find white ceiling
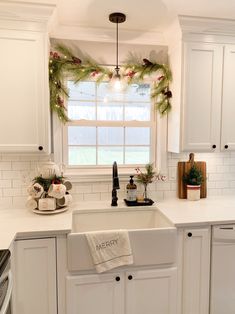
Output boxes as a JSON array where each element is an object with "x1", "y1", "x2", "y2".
[
  {"x1": 56, "y1": 0, "x2": 235, "y2": 32},
  {"x1": 50, "y1": 0, "x2": 235, "y2": 44}
]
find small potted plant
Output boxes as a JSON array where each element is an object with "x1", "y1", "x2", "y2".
[
  {"x1": 135, "y1": 163, "x2": 166, "y2": 201},
  {"x1": 183, "y1": 164, "x2": 203, "y2": 201}
]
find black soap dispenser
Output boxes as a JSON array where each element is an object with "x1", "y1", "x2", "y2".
[{"x1": 126, "y1": 175, "x2": 137, "y2": 201}]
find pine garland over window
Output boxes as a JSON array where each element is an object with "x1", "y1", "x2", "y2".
[{"x1": 49, "y1": 44, "x2": 172, "y2": 123}]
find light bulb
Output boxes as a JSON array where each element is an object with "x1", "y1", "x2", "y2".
[{"x1": 109, "y1": 73, "x2": 127, "y2": 92}]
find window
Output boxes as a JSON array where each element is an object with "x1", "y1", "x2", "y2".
[{"x1": 63, "y1": 81, "x2": 156, "y2": 169}]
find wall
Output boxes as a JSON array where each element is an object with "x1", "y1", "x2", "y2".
[{"x1": 1, "y1": 152, "x2": 235, "y2": 209}]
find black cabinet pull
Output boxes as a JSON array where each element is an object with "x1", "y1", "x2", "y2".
[
  {"x1": 225, "y1": 145, "x2": 229, "y2": 149},
  {"x1": 188, "y1": 232, "x2": 192, "y2": 237},
  {"x1": 212, "y1": 144, "x2": 216, "y2": 149},
  {"x1": 115, "y1": 276, "x2": 120, "y2": 282},
  {"x1": 38, "y1": 146, "x2": 43, "y2": 151},
  {"x1": 128, "y1": 275, "x2": 133, "y2": 280}
]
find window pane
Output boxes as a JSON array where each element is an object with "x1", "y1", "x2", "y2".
[
  {"x1": 125, "y1": 127, "x2": 150, "y2": 145},
  {"x1": 97, "y1": 82, "x2": 124, "y2": 102},
  {"x1": 125, "y1": 103, "x2": 150, "y2": 121},
  {"x1": 67, "y1": 81, "x2": 95, "y2": 100},
  {"x1": 69, "y1": 146, "x2": 96, "y2": 165},
  {"x1": 124, "y1": 84, "x2": 151, "y2": 101},
  {"x1": 125, "y1": 147, "x2": 150, "y2": 164},
  {"x1": 97, "y1": 102, "x2": 123, "y2": 121},
  {"x1": 68, "y1": 101, "x2": 95, "y2": 120},
  {"x1": 68, "y1": 126, "x2": 96, "y2": 145},
  {"x1": 98, "y1": 127, "x2": 124, "y2": 145},
  {"x1": 98, "y1": 147, "x2": 123, "y2": 165}
]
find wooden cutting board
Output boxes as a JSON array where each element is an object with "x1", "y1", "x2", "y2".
[{"x1": 178, "y1": 153, "x2": 207, "y2": 199}]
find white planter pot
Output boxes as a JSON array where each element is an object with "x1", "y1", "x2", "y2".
[{"x1": 187, "y1": 185, "x2": 201, "y2": 201}]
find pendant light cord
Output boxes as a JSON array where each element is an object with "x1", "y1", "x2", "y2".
[{"x1": 115, "y1": 21, "x2": 119, "y2": 75}]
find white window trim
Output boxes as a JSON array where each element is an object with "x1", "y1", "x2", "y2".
[{"x1": 52, "y1": 88, "x2": 168, "y2": 183}]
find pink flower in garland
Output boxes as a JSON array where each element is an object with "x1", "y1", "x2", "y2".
[
  {"x1": 91, "y1": 70, "x2": 99, "y2": 77},
  {"x1": 126, "y1": 70, "x2": 136, "y2": 78},
  {"x1": 158, "y1": 75, "x2": 165, "y2": 81}
]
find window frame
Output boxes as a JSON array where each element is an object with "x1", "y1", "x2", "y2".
[{"x1": 55, "y1": 80, "x2": 161, "y2": 181}]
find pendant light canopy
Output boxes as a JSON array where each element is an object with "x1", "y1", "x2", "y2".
[{"x1": 109, "y1": 12, "x2": 126, "y2": 91}]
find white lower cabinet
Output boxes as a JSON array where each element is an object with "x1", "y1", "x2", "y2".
[
  {"x1": 13, "y1": 238, "x2": 57, "y2": 314},
  {"x1": 66, "y1": 272, "x2": 125, "y2": 314},
  {"x1": 181, "y1": 228, "x2": 211, "y2": 314},
  {"x1": 66, "y1": 267, "x2": 177, "y2": 314},
  {"x1": 126, "y1": 268, "x2": 177, "y2": 314}
]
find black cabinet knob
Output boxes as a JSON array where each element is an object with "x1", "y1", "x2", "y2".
[
  {"x1": 212, "y1": 144, "x2": 216, "y2": 149},
  {"x1": 128, "y1": 275, "x2": 133, "y2": 280},
  {"x1": 38, "y1": 146, "x2": 43, "y2": 151},
  {"x1": 225, "y1": 145, "x2": 229, "y2": 149},
  {"x1": 115, "y1": 276, "x2": 120, "y2": 282},
  {"x1": 188, "y1": 232, "x2": 192, "y2": 237}
]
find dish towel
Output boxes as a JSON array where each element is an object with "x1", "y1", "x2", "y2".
[{"x1": 85, "y1": 230, "x2": 133, "y2": 273}]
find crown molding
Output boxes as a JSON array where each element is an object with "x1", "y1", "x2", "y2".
[
  {"x1": 49, "y1": 23, "x2": 167, "y2": 46},
  {"x1": 179, "y1": 15, "x2": 235, "y2": 36},
  {"x1": 0, "y1": 1, "x2": 56, "y2": 31}
]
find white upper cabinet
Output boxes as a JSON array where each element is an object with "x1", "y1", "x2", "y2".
[
  {"x1": 167, "y1": 16, "x2": 235, "y2": 153},
  {"x1": 0, "y1": 2, "x2": 55, "y2": 154},
  {"x1": 182, "y1": 43, "x2": 223, "y2": 152},
  {"x1": 221, "y1": 45, "x2": 235, "y2": 151}
]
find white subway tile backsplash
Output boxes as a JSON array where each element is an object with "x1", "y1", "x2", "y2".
[
  {"x1": 2, "y1": 171, "x2": 21, "y2": 179},
  {"x1": 3, "y1": 188, "x2": 22, "y2": 197},
  {"x1": 216, "y1": 165, "x2": 230, "y2": 173},
  {"x1": 209, "y1": 173, "x2": 225, "y2": 181},
  {"x1": 163, "y1": 190, "x2": 177, "y2": 198},
  {"x1": 12, "y1": 162, "x2": 31, "y2": 170},
  {"x1": 222, "y1": 188, "x2": 235, "y2": 195},
  {"x1": 100, "y1": 192, "x2": 110, "y2": 201},
  {"x1": 156, "y1": 182, "x2": 171, "y2": 191},
  {"x1": 168, "y1": 167, "x2": 177, "y2": 181},
  {"x1": 0, "y1": 151, "x2": 235, "y2": 209},
  {"x1": 0, "y1": 197, "x2": 13, "y2": 209},
  {"x1": 74, "y1": 184, "x2": 92, "y2": 194},
  {"x1": 0, "y1": 180, "x2": 11, "y2": 188},
  {"x1": 0, "y1": 162, "x2": 11, "y2": 170},
  {"x1": 223, "y1": 158, "x2": 235, "y2": 165},
  {"x1": 207, "y1": 181, "x2": 217, "y2": 188},
  {"x1": 12, "y1": 196, "x2": 27, "y2": 209},
  {"x1": 72, "y1": 193, "x2": 84, "y2": 202},
  {"x1": 1, "y1": 155, "x2": 20, "y2": 161},
  {"x1": 215, "y1": 181, "x2": 230, "y2": 188},
  {"x1": 92, "y1": 184, "x2": 109, "y2": 193},
  {"x1": 84, "y1": 193, "x2": 101, "y2": 202},
  {"x1": 207, "y1": 189, "x2": 223, "y2": 196}
]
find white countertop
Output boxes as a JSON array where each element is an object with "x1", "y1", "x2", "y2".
[
  {"x1": 156, "y1": 196, "x2": 235, "y2": 227},
  {"x1": 0, "y1": 207, "x2": 72, "y2": 249},
  {"x1": 1, "y1": 196, "x2": 235, "y2": 249}
]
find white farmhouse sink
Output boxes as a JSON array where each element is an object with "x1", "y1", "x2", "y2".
[{"x1": 67, "y1": 206, "x2": 177, "y2": 271}]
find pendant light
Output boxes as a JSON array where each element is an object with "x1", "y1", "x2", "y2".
[{"x1": 109, "y1": 12, "x2": 126, "y2": 91}]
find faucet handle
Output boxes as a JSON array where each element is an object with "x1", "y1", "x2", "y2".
[{"x1": 113, "y1": 177, "x2": 120, "y2": 190}]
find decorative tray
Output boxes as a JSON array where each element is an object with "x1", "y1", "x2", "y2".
[
  {"x1": 32, "y1": 207, "x2": 68, "y2": 215},
  {"x1": 124, "y1": 199, "x2": 154, "y2": 207}
]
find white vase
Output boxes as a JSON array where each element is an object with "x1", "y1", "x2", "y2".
[
  {"x1": 39, "y1": 161, "x2": 60, "y2": 179},
  {"x1": 187, "y1": 185, "x2": 201, "y2": 201}
]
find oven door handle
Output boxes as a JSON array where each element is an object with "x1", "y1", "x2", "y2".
[{"x1": 0, "y1": 270, "x2": 13, "y2": 314}]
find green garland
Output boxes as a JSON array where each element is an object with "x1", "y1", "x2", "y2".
[{"x1": 49, "y1": 44, "x2": 172, "y2": 123}]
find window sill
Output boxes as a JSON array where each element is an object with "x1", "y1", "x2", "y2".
[{"x1": 64, "y1": 167, "x2": 142, "y2": 183}]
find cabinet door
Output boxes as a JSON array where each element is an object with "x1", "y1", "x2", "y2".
[
  {"x1": 221, "y1": 45, "x2": 235, "y2": 151},
  {"x1": 126, "y1": 268, "x2": 177, "y2": 314},
  {"x1": 66, "y1": 273, "x2": 124, "y2": 314},
  {"x1": 13, "y1": 238, "x2": 57, "y2": 314},
  {"x1": 0, "y1": 29, "x2": 50, "y2": 153},
  {"x1": 182, "y1": 228, "x2": 210, "y2": 314},
  {"x1": 182, "y1": 43, "x2": 223, "y2": 151}
]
